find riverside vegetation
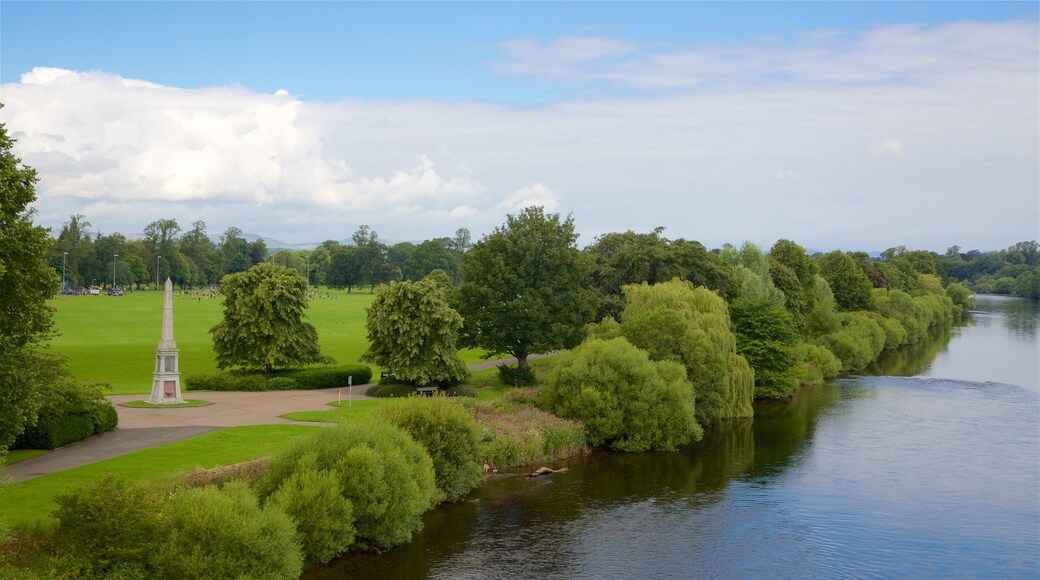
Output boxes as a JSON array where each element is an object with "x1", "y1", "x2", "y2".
[{"x1": 1, "y1": 114, "x2": 997, "y2": 577}]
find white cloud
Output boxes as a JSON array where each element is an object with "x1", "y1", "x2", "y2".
[
  {"x1": 868, "y1": 138, "x2": 905, "y2": 158},
  {"x1": 1, "y1": 19, "x2": 1037, "y2": 250},
  {"x1": 497, "y1": 183, "x2": 559, "y2": 212}
]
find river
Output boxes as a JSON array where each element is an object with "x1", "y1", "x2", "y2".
[{"x1": 311, "y1": 295, "x2": 1040, "y2": 578}]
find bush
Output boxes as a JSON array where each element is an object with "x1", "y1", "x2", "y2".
[
  {"x1": 541, "y1": 337, "x2": 702, "y2": 452},
  {"x1": 282, "y1": 365, "x2": 372, "y2": 388},
  {"x1": 184, "y1": 372, "x2": 236, "y2": 391},
  {"x1": 729, "y1": 297, "x2": 799, "y2": 399},
  {"x1": 263, "y1": 377, "x2": 300, "y2": 391},
  {"x1": 794, "y1": 343, "x2": 842, "y2": 385},
  {"x1": 234, "y1": 375, "x2": 268, "y2": 392},
  {"x1": 497, "y1": 364, "x2": 536, "y2": 386},
  {"x1": 258, "y1": 421, "x2": 437, "y2": 550},
  {"x1": 54, "y1": 475, "x2": 163, "y2": 576},
  {"x1": 375, "y1": 396, "x2": 484, "y2": 502},
  {"x1": 267, "y1": 466, "x2": 355, "y2": 564},
  {"x1": 16, "y1": 414, "x2": 94, "y2": 450},
  {"x1": 471, "y1": 405, "x2": 587, "y2": 467},
  {"x1": 367, "y1": 382, "x2": 420, "y2": 398},
  {"x1": 154, "y1": 483, "x2": 303, "y2": 580},
  {"x1": 14, "y1": 379, "x2": 118, "y2": 450},
  {"x1": 90, "y1": 403, "x2": 119, "y2": 434},
  {"x1": 821, "y1": 312, "x2": 886, "y2": 371}
]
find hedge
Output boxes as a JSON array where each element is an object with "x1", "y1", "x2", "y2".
[{"x1": 185, "y1": 365, "x2": 372, "y2": 392}]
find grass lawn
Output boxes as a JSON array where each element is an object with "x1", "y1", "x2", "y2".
[
  {"x1": 0, "y1": 425, "x2": 317, "y2": 527},
  {"x1": 280, "y1": 399, "x2": 390, "y2": 423},
  {"x1": 48, "y1": 288, "x2": 488, "y2": 394},
  {"x1": 2, "y1": 450, "x2": 49, "y2": 467}
]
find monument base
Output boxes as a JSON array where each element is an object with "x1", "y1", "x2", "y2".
[{"x1": 149, "y1": 375, "x2": 183, "y2": 404}]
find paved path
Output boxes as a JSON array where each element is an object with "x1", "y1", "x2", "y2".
[{"x1": 1, "y1": 354, "x2": 554, "y2": 483}]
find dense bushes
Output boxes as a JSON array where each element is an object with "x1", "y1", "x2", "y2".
[
  {"x1": 541, "y1": 337, "x2": 702, "y2": 452},
  {"x1": 374, "y1": 396, "x2": 484, "y2": 502},
  {"x1": 14, "y1": 379, "x2": 118, "y2": 450},
  {"x1": 793, "y1": 343, "x2": 842, "y2": 385},
  {"x1": 258, "y1": 421, "x2": 437, "y2": 550},
  {"x1": 267, "y1": 466, "x2": 355, "y2": 564},
  {"x1": 729, "y1": 297, "x2": 799, "y2": 399},
  {"x1": 185, "y1": 364, "x2": 372, "y2": 391},
  {"x1": 497, "y1": 363, "x2": 537, "y2": 386},
  {"x1": 154, "y1": 484, "x2": 303, "y2": 579},
  {"x1": 471, "y1": 404, "x2": 587, "y2": 467},
  {"x1": 820, "y1": 312, "x2": 886, "y2": 371}
]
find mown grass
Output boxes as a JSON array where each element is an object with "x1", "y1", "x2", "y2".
[
  {"x1": 48, "y1": 288, "x2": 486, "y2": 394},
  {"x1": 0, "y1": 425, "x2": 317, "y2": 527},
  {"x1": 279, "y1": 399, "x2": 391, "y2": 423}
]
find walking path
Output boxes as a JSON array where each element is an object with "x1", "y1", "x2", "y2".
[{"x1": 1, "y1": 354, "x2": 552, "y2": 483}]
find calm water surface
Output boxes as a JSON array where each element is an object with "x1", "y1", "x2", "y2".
[{"x1": 312, "y1": 295, "x2": 1040, "y2": 579}]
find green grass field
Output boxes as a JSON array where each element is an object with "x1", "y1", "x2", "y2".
[
  {"x1": 47, "y1": 288, "x2": 485, "y2": 394},
  {"x1": 0, "y1": 425, "x2": 317, "y2": 527}
]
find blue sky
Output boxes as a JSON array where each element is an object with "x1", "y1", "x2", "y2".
[{"x1": 1, "y1": 2, "x2": 1037, "y2": 250}]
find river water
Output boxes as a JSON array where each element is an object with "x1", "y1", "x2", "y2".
[{"x1": 312, "y1": 295, "x2": 1039, "y2": 579}]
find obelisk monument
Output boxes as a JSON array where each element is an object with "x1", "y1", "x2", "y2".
[{"x1": 149, "y1": 277, "x2": 183, "y2": 404}]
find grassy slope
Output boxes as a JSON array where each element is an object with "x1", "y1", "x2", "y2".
[
  {"x1": 0, "y1": 425, "x2": 317, "y2": 527},
  {"x1": 48, "y1": 288, "x2": 485, "y2": 394}
]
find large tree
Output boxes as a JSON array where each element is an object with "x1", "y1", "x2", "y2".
[
  {"x1": 819, "y1": 251, "x2": 875, "y2": 311},
  {"x1": 0, "y1": 114, "x2": 59, "y2": 459},
  {"x1": 210, "y1": 263, "x2": 332, "y2": 372},
  {"x1": 361, "y1": 274, "x2": 468, "y2": 387},
  {"x1": 457, "y1": 206, "x2": 597, "y2": 369}
]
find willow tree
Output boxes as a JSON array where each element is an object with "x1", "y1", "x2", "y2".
[
  {"x1": 617, "y1": 279, "x2": 754, "y2": 424},
  {"x1": 211, "y1": 263, "x2": 331, "y2": 372}
]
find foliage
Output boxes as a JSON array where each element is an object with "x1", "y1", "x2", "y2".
[
  {"x1": 361, "y1": 277, "x2": 469, "y2": 387},
  {"x1": 793, "y1": 342, "x2": 842, "y2": 385},
  {"x1": 281, "y1": 365, "x2": 373, "y2": 388},
  {"x1": 211, "y1": 263, "x2": 332, "y2": 372},
  {"x1": 457, "y1": 206, "x2": 597, "y2": 369},
  {"x1": 719, "y1": 241, "x2": 786, "y2": 304},
  {"x1": 0, "y1": 115, "x2": 57, "y2": 461},
  {"x1": 14, "y1": 372, "x2": 118, "y2": 450},
  {"x1": 263, "y1": 377, "x2": 300, "y2": 391},
  {"x1": 541, "y1": 337, "x2": 702, "y2": 452},
  {"x1": 374, "y1": 396, "x2": 484, "y2": 502},
  {"x1": 618, "y1": 279, "x2": 754, "y2": 424},
  {"x1": 402, "y1": 239, "x2": 458, "y2": 282},
  {"x1": 186, "y1": 365, "x2": 371, "y2": 392},
  {"x1": 944, "y1": 281, "x2": 975, "y2": 317},
  {"x1": 820, "y1": 312, "x2": 886, "y2": 371},
  {"x1": 729, "y1": 297, "x2": 799, "y2": 399},
  {"x1": 819, "y1": 251, "x2": 875, "y2": 311},
  {"x1": 471, "y1": 404, "x2": 587, "y2": 467},
  {"x1": 497, "y1": 363, "x2": 537, "y2": 386},
  {"x1": 267, "y1": 465, "x2": 356, "y2": 564},
  {"x1": 443, "y1": 384, "x2": 478, "y2": 398},
  {"x1": 154, "y1": 483, "x2": 303, "y2": 580},
  {"x1": 257, "y1": 421, "x2": 438, "y2": 549},
  {"x1": 53, "y1": 475, "x2": 163, "y2": 576}
]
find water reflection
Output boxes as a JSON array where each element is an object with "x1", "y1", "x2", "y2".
[{"x1": 973, "y1": 293, "x2": 1040, "y2": 337}]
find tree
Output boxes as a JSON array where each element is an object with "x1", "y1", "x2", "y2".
[
  {"x1": 729, "y1": 297, "x2": 799, "y2": 399},
  {"x1": 249, "y1": 238, "x2": 268, "y2": 265},
  {"x1": 450, "y1": 228, "x2": 471, "y2": 256},
  {"x1": 221, "y1": 227, "x2": 252, "y2": 274},
  {"x1": 819, "y1": 251, "x2": 875, "y2": 311},
  {"x1": 616, "y1": 279, "x2": 755, "y2": 424},
  {"x1": 327, "y1": 245, "x2": 360, "y2": 291},
  {"x1": 457, "y1": 207, "x2": 597, "y2": 369},
  {"x1": 402, "y1": 239, "x2": 456, "y2": 281},
  {"x1": 361, "y1": 275, "x2": 469, "y2": 387},
  {"x1": 210, "y1": 263, "x2": 332, "y2": 372},
  {"x1": 0, "y1": 113, "x2": 58, "y2": 460},
  {"x1": 180, "y1": 221, "x2": 221, "y2": 284},
  {"x1": 540, "y1": 337, "x2": 701, "y2": 452}
]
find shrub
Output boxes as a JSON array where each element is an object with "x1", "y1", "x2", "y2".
[
  {"x1": 14, "y1": 379, "x2": 118, "y2": 450},
  {"x1": 729, "y1": 297, "x2": 799, "y2": 399},
  {"x1": 375, "y1": 396, "x2": 484, "y2": 502},
  {"x1": 497, "y1": 364, "x2": 536, "y2": 386},
  {"x1": 267, "y1": 466, "x2": 355, "y2": 564},
  {"x1": 793, "y1": 342, "x2": 842, "y2": 385},
  {"x1": 821, "y1": 312, "x2": 886, "y2": 371},
  {"x1": 184, "y1": 372, "x2": 236, "y2": 391},
  {"x1": 234, "y1": 375, "x2": 268, "y2": 392},
  {"x1": 54, "y1": 475, "x2": 163, "y2": 576},
  {"x1": 154, "y1": 483, "x2": 303, "y2": 580},
  {"x1": 282, "y1": 365, "x2": 372, "y2": 389},
  {"x1": 264, "y1": 377, "x2": 300, "y2": 391},
  {"x1": 472, "y1": 405, "x2": 587, "y2": 467},
  {"x1": 16, "y1": 414, "x2": 94, "y2": 450},
  {"x1": 541, "y1": 337, "x2": 702, "y2": 452},
  {"x1": 258, "y1": 421, "x2": 437, "y2": 549},
  {"x1": 367, "y1": 382, "x2": 420, "y2": 398}
]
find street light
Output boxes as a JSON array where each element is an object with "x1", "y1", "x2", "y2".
[
  {"x1": 305, "y1": 255, "x2": 311, "y2": 286},
  {"x1": 112, "y1": 253, "x2": 119, "y2": 289},
  {"x1": 62, "y1": 252, "x2": 68, "y2": 293},
  {"x1": 156, "y1": 255, "x2": 162, "y2": 290}
]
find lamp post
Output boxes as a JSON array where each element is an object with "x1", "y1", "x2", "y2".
[
  {"x1": 156, "y1": 255, "x2": 162, "y2": 290},
  {"x1": 305, "y1": 255, "x2": 311, "y2": 286},
  {"x1": 112, "y1": 253, "x2": 119, "y2": 289},
  {"x1": 62, "y1": 251, "x2": 68, "y2": 293}
]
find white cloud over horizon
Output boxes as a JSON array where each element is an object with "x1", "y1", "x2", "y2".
[{"x1": 2, "y1": 19, "x2": 1037, "y2": 251}]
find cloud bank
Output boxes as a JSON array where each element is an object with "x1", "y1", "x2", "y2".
[{"x1": 2, "y1": 19, "x2": 1037, "y2": 250}]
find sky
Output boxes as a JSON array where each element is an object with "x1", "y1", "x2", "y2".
[{"x1": 1, "y1": 1, "x2": 1037, "y2": 252}]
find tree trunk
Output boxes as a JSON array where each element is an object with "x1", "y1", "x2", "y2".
[{"x1": 516, "y1": 351, "x2": 529, "y2": 370}]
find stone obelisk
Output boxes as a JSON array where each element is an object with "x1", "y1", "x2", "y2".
[{"x1": 149, "y1": 278, "x2": 183, "y2": 404}]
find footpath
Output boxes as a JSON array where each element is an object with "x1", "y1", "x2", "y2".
[{"x1": 1, "y1": 355, "x2": 550, "y2": 483}]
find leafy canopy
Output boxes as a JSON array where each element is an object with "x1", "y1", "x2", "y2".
[{"x1": 211, "y1": 262, "x2": 332, "y2": 372}]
